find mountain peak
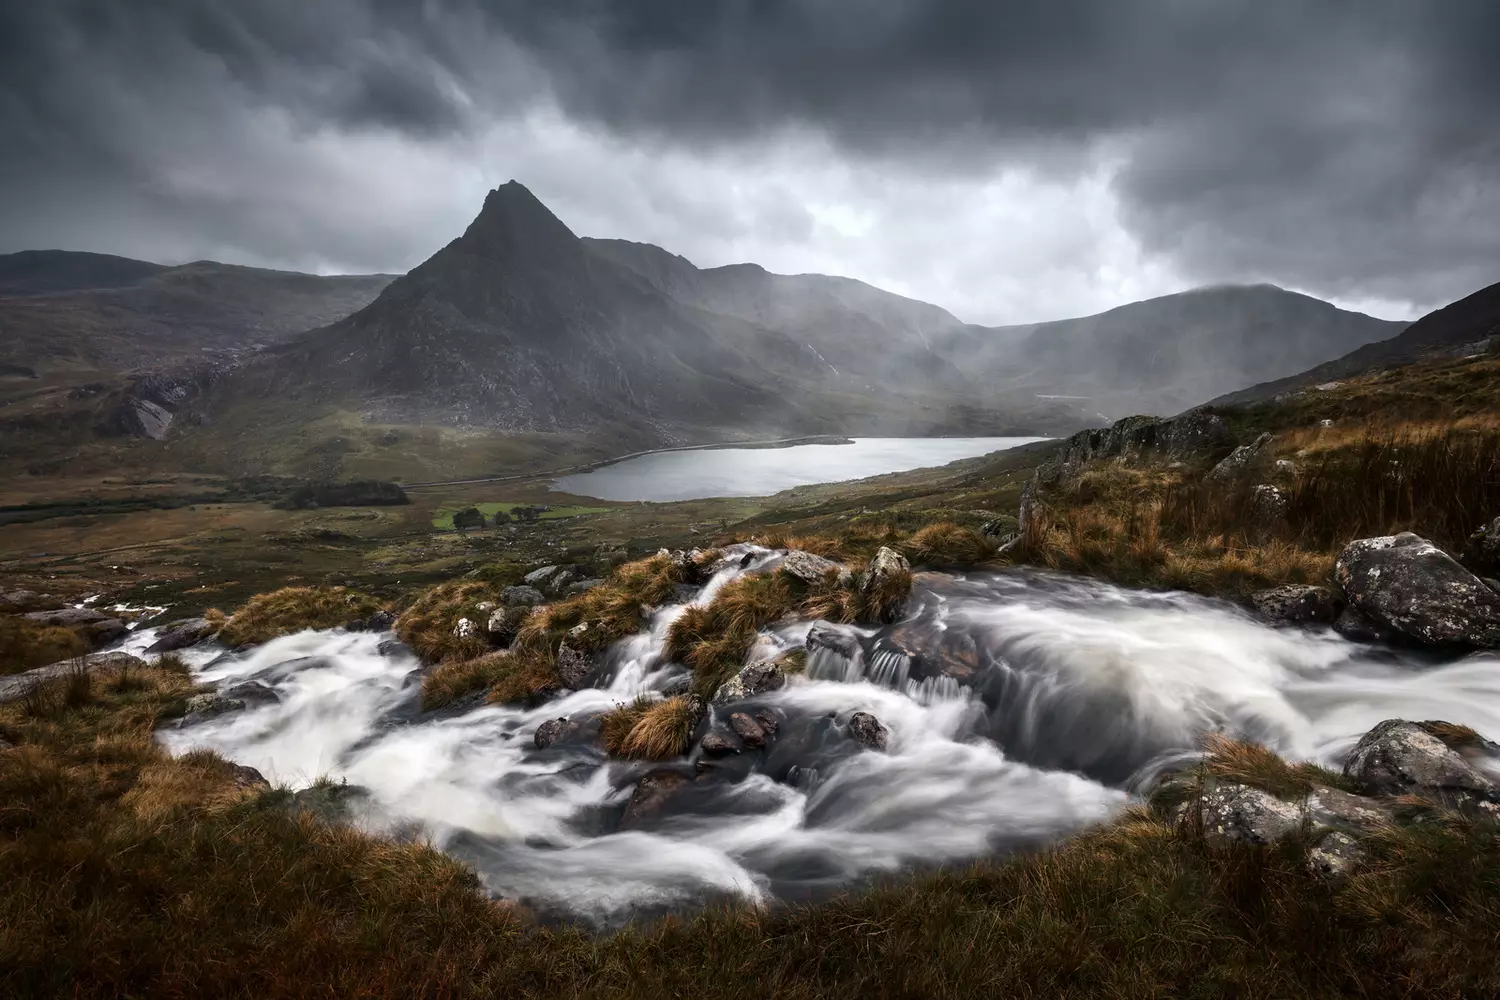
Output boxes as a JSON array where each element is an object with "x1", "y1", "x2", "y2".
[{"x1": 455, "y1": 181, "x2": 580, "y2": 260}]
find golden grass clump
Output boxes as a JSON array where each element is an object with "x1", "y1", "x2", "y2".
[
  {"x1": 0, "y1": 615, "x2": 89, "y2": 675},
  {"x1": 665, "y1": 573, "x2": 795, "y2": 696},
  {"x1": 393, "y1": 580, "x2": 498, "y2": 664},
  {"x1": 421, "y1": 646, "x2": 562, "y2": 711},
  {"x1": 857, "y1": 560, "x2": 914, "y2": 626},
  {"x1": 1196, "y1": 732, "x2": 1357, "y2": 799},
  {"x1": 219, "y1": 587, "x2": 383, "y2": 648},
  {"x1": 514, "y1": 553, "x2": 688, "y2": 658},
  {"x1": 599, "y1": 695, "x2": 700, "y2": 759},
  {"x1": 902, "y1": 522, "x2": 994, "y2": 569}
]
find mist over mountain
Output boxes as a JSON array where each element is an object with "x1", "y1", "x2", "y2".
[
  {"x1": 1214, "y1": 279, "x2": 1500, "y2": 405},
  {"x1": 0, "y1": 252, "x2": 394, "y2": 373}
]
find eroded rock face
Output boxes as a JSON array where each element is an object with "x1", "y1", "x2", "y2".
[
  {"x1": 1206, "y1": 432, "x2": 1273, "y2": 481},
  {"x1": 1335, "y1": 532, "x2": 1500, "y2": 648},
  {"x1": 1342, "y1": 719, "x2": 1500, "y2": 806},
  {"x1": 711, "y1": 658, "x2": 786, "y2": 705},
  {"x1": 848, "y1": 711, "x2": 889, "y2": 752},
  {"x1": 1249, "y1": 585, "x2": 1344, "y2": 626}
]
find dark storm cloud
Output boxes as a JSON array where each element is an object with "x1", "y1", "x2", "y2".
[{"x1": 1, "y1": 0, "x2": 1496, "y2": 314}]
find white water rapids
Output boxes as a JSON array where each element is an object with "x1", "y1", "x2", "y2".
[{"x1": 131, "y1": 552, "x2": 1500, "y2": 925}]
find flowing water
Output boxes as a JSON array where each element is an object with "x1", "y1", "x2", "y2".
[
  {"x1": 551, "y1": 436, "x2": 1049, "y2": 501},
  {"x1": 143, "y1": 550, "x2": 1500, "y2": 925}
]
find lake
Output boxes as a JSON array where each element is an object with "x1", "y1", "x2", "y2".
[{"x1": 550, "y1": 436, "x2": 1049, "y2": 502}]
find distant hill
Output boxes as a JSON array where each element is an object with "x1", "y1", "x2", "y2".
[
  {"x1": 1213, "y1": 279, "x2": 1500, "y2": 405},
  {"x1": 0, "y1": 252, "x2": 395, "y2": 373},
  {"x1": 938, "y1": 285, "x2": 1407, "y2": 417}
]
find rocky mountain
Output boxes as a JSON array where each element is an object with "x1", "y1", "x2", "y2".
[
  {"x1": 221, "y1": 182, "x2": 1071, "y2": 452},
  {"x1": 940, "y1": 285, "x2": 1407, "y2": 417},
  {"x1": 0, "y1": 252, "x2": 395, "y2": 374},
  {"x1": 1213, "y1": 279, "x2": 1500, "y2": 405}
]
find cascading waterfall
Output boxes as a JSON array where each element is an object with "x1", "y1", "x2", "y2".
[{"x1": 149, "y1": 557, "x2": 1500, "y2": 925}]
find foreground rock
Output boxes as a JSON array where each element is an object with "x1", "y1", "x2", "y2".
[
  {"x1": 778, "y1": 550, "x2": 851, "y2": 586},
  {"x1": 146, "y1": 617, "x2": 217, "y2": 652},
  {"x1": 534, "y1": 716, "x2": 580, "y2": 750},
  {"x1": 1335, "y1": 532, "x2": 1500, "y2": 648},
  {"x1": 848, "y1": 711, "x2": 889, "y2": 751},
  {"x1": 1342, "y1": 719, "x2": 1500, "y2": 810},
  {"x1": 710, "y1": 657, "x2": 786, "y2": 705},
  {"x1": 1249, "y1": 585, "x2": 1344, "y2": 626}
]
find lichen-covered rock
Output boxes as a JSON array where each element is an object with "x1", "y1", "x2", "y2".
[
  {"x1": 1335, "y1": 532, "x2": 1500, "y2": 648},
  {"x1": 486, "y1": 606, "x2": 530, "y2": 648},
  {"x1": 1342, "y1": 719, "x2": 1500, "y2": 806},
  {"x1": 1461, "y1": 516, "x2": 1500, "y2": 577},
  {"x1": 848, "y1": 711, "x2": 889, "y2": 752},
  {"x1": 1248, "y1": 483, "x2": 1289, "y2": 529},
  {"x1": 778, "y1": 550, "x2": 851, "y2": 586},
  {"x1": 1182, "y1": 781, "x2": 1304, "y2": 844},
  {"x1": 499, "y1": 585, "x2": 546, "y2": 608},
  {"x1": 1249, "y1": 584, "x2": 1344, "y2": 625},
  {"x1": 146, "y1": 617, "x2": 215, "y2": 652},
  {"x1": 711, "y1": 658, "x2": 786, "y2": 705},
  {"x1": 452, "y1": 617, "x2": 477, "y2": 640},
  {"x1": 554, "y1": 643, "x2": 594, "y2": 689},
  {"x1": 1307, "y1": 830, "x2": 1363, "y2": 879}
]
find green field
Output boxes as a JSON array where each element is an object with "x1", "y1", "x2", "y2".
[{"x1": 430, "y1": 501, "x2": 612, "y2": 531}]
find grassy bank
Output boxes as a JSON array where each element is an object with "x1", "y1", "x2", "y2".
[{"x1": 4, "y1": 661, "x2": 1500, "y2": 997}]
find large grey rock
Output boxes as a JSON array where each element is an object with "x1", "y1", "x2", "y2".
[
  {"x1": 523, "y1": 565, "x2": 562, "y2": 587},
  {"x1": 1249, "y1": 585, "x2": 1344, "y2": 625},
  {"x1": 1206, "y1": 432, "x2": 1273, "y2": 481},
  {"x1": 859, "y1": 547, "x2": 912, "y2": 623},
  {"x1": 146, "y1": 617, "x2": 215, "y2": 652},
  {"x1": 710, "y1": 658, "x2": 786, "y2": 705},
  {"x1": 499, "y1": 585, "x2": 546, "y2": 608},
  {"x1": 1184, "y1": 781, "x2": 1304, "y2": 845},
  {"x1": 805, "y1": 623, "x2": 861, "y2": 662},
  {"x1": 1335, "y1": 532, "x2": 1500, "y2": 648},
  {"x1": 848, "y1": 711, "x2": 889, "y2": 752},
  {"x1": 1461, "y1": 516, "x2": 1500, "y2": 577},
  {"x1": 778, "y1": 550, "x2": 850, "y2": 586},
  {"x1": 1342, "y1": 719, "x2": 1500, "y2": 806}
]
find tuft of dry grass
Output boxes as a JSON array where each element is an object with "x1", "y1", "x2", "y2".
[
  {"x1": 903, "y1": 522, "x2": 994, "y2": 569},
  {"x1": 1417, "y1": 720, "x2": 1486, "y2": 751},
  {"x1": 1197, "y1": 732, "x2": 1359, "y2": 799},
  {"x1": 219, "y1": 587, "x2": 383, "y2": 648},
  {"x1": 665, "y1": 573, "x2": 795, "y2": 697},
  {"x1": 393, "y1": 580, "x2": 499, "y2": 664},
  {"x1": 0, "y1": 616, "x2": 89, "y2": 675},
  {"x1": 599, "y1": 695, "x2": 700, "y2": 759},
  {"x1": 151, "y1": 652, "x2": 192, "y2": 676},
  {"x1": 420, "y1": 646, "x2": 561, "y2": 711}
]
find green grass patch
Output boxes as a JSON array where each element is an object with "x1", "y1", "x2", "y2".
[{"x1": 430, "y1": 502, "x2": 611, "y2": 531}]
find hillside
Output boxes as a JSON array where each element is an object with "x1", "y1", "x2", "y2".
[
  {"x1": 0, "y1": 253, "x2": 395, "y2": 374},
  {"x1": 940, "y1": 284, "x2": 1407, "y2": 417},
  {"x1": 1214, "y1": 278, "x2": 1500, "y2": 405}
]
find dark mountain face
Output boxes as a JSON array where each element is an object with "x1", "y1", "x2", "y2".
[
  {"x1": 0, "y1": 252, "x2": 394, "y2": 373},
  {"x1": 244, "y1": 183, "x2": 824, "y2": 437},
  {"x1": 1213, "y1": 279, "x2": 1500, "y2": 405}
]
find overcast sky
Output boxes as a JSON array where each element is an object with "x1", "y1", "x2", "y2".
[{"x1": 2, "y1": 1, "x2": 1496, "y2": 325}]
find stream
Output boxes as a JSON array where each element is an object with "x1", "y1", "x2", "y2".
[{"x1": 133, "y1": 549, "x2": 1500, "y2": 925}]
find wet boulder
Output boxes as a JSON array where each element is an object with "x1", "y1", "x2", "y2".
[
  {"x1": 778, "y1": 550, "x2": 851, "y2": 586},
  {"x1": 365, "y1": 610, "x2": 397, "y2": 632},
  {"x1": 848, "y1": 711, "x2": 889, "y2": 752},
  {"x1": 1248, "y1": 585, "x2": 1344, "y2": 626},
  {"x1": 221, "y1": 680, "x2": 279, "y2": 708},
  {"x1": 728, "y1": 711, "x2": 769, "y2": 749},
  {"x1": 805, "y1": 623, "x2": 861, "y2": 661},
  {"x1": 1342, "y1": 719, "x2": 1500, "y2": 808},
  {"x1": 1461, "y1": 516, "x2": 1500, "y2": 578},
  {"x1": 699, "y1": 731, "x2": 740, "y2": 757},
  {"x1": 619, "y1": 768, "x2": 693, "y2": 829},
  {"x1": 1335, "y1": 532, "x2": 1500, "y2": 648},
  {"x1": 499, "y1": 585, "x2": 546, "y2": 608},
  {"x1": 534, "y1": 716, "x2": 580, "y2": 750},
  {"x1": 710, "y1": 657, "x2": 786, "y2": 705},
  {"x1": 147, "y1": 617, "x2": 216, "y2": 652},
  {"x1": 1331, "y1": 606, "x2": 1398, "y2": 643}
]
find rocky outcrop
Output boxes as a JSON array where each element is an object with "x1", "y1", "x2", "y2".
[
  {"x1": 1042, "y1": 411, "x2": 1235, "y2": 482},
  {"x1": 1335, "y1": 532, "x2": 1500, "y2": 648},
  {"x1": 778, "y1": 550, "x2": 851, "y2": 586},
  {"x1": 710, "y1": 657, "x2": 786, "y2": 705},
  {"x1": 1206, "y1": 432, "x2": 1273, "y2": 481},
  {"x1": 1248, "y1": 585, "x2": 1344, "y2": 625},
  {"x1": 22, "y1": 607, "x2": 129, "y2": 648},
  {"x1": 848, "y1": 711, "x2": 889, "y2": 752},
  {"x1": 1342, "y1": 719, "x2": 1500, "y2": 809},
  {"x1": 1461, "y1": 516, "x2": 1500, "y2": 577},
  {"x1": 147, "y1": 617, "x2": 216, "y2": 652}
]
